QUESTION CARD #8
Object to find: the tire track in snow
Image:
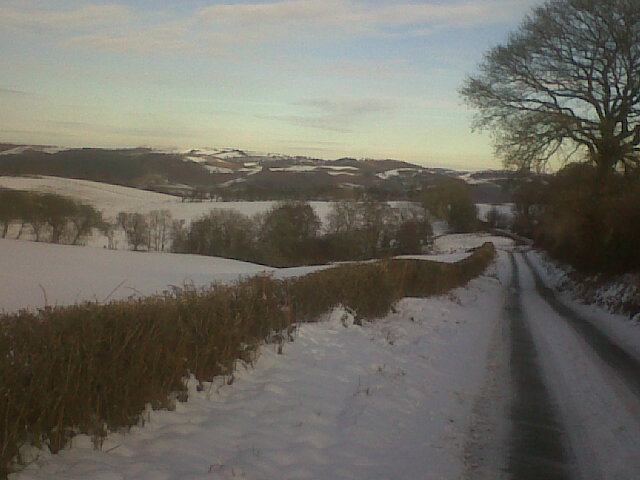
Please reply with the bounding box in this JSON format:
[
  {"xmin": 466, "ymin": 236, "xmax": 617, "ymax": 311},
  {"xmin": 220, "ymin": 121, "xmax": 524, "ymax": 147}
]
[{"xmin": 505, "ymin": 252, "xmax": 574, "ymax": 480}]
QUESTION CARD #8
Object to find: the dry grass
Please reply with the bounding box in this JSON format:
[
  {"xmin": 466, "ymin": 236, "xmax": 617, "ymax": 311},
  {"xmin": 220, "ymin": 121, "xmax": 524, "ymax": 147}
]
[{"xmin": 0, "ymin": 243, "xmax": 494, "ymax": 478}]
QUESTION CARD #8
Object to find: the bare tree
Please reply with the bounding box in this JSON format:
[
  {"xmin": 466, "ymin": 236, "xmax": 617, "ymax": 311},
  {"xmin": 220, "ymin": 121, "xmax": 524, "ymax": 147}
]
[
  {"xmin": 68, "ymin": 203, "xmax": 104, "ymax": 245},
  {"xmin": 327, "ymin": 200, "xmax": 361, "ymax": 235},
  {"xmin": 117, "ymin": 212, "xmax": 149, "ymax": 251},
  {"xmin": 147, "ymin": 210, "xmax": 172, "ymax": 251},
  {"xmin": 461, "ymin": 0, "xmax": 640, "ymax": 177}
]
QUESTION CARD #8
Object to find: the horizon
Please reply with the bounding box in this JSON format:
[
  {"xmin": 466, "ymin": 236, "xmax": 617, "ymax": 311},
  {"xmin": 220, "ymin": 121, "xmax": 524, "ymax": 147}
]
[{"xmin": 0, "ymin": 0, "xmax": 544, "ymax": 171}]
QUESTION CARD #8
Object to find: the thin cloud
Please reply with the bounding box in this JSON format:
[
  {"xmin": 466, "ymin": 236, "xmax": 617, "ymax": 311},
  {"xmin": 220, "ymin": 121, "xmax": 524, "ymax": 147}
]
[
  {"xmin": 294, "ymin": 98, "xmax": 401, "ymax": 117},
  {"xmin": 260, "ymin": 114, "xmax": 353, "ymax": 133},
  {"xmin": 198, "ymin": 0, "xmax": 540, "ymax": 36},
  {"xmin": 263, "ymin": 97, "xmax": 403, "ymax": 132},
  {"xmin": 0, "ymin": 87, "xmax": 31, "ymax": 96},
  {"xmin": 0, "ymin": 87, "xmax": 43, "ymax": 99},
  {"xmin": 63, "ymin": 23, "xmax": 191, "ymax": 55},
  {"xmin": 0, "ymin": 4, "xmax": 132, "ymax": 31},
  {"xmin": 35, "ymin": 0, "xmax": 541, "ymax": 55}
]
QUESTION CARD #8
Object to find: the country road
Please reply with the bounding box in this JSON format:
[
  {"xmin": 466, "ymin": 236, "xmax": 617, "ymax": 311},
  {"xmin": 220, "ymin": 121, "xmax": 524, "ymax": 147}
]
[{"xmin": 503, "ymin": 250, "xmax": 640, "ymax": 479}]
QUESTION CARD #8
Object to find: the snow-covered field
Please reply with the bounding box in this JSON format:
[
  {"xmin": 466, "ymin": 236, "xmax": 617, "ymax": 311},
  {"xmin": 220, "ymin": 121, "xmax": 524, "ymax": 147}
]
[
  {"xmin": 0, "ymin": 233, "xmax": 490, "ymax": 314},
  {"xmin": 0, "ymin": 239, "xmax": 333, "ymax": 314}
]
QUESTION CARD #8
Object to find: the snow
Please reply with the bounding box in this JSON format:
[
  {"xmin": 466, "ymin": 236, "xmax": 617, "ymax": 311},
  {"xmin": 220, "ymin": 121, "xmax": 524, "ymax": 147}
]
[
  {"xmin": 184, "ymin": 157, "xmax": 235, "ymax": 173},
  {"xmin": 0, "ymin": 146, "xmax": 70, "ymax": 155},
  {"xmin": 325, "ymin": 165, "xmax": 358, "ymax": 171},
  {"xmin": 457, "ymin": 172, "xmax": 487, "ymax": 185},
  {"xmin": 266, "ymin": 165, "xmax": 358, "ymax": 175},
  {"xmin": 433, "ymin": 233, "xmax": 514, "ymax": 254},
  {"xmin": 203, "ymin": 165, "xmax": 234, "ymax": 174},
  {"xmin": 4, "ymin": 223, "xmax": 640, "ymax": 478},
  {"xmin": 9, "ymin": 251, "xmax": 507, "ymax": 480},
  {"xmin": 395, "ymin": 253, "xmax": 472, "ymax": 263},
  {"xmin": 375, "ymin": 168, "xmax": 419, "ymax": 180},
  {"xmin": 268, "ymin": 166, "xmax": 318, "ymax": 172},
  {"xmin": 0, "ymin": 239, "xmax": 341, "ymax": 314},
  {"xmin": 183, "ymin": 148, "xmax": 246, "ymax": 159},
  {"xmin": 0, "ymin": 239, "xmax": 271, "ymax": 313},
  {"xmin": 0, "ymin": 232, "xmax": 482, "ymax": 314},
  {"xmin": 238, "ymin": 166, "xmax": 262, "ymax": 175},
  {"xmin": 0, "ymin": 176, "xmax": 179, "ymax": 220},
  {"xmin": 475, "ymin": 203, "xmax": 514, "ymax": 223},
  {"xmin": 0, "ymin": 177, "xmax": 432, "ymax": 251},
  {"xmin": 210, "ymin": 149, "xmax": 247, "ymax": 159},
  {"xmin": 184, "ymin": 156, "xmax": 208, "ymax": 163}
]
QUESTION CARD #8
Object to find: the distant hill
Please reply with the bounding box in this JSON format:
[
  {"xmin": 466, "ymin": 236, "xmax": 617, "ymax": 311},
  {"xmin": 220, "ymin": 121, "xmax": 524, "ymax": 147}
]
[{"xmin": 0, "ymin": 143, "xmax": 518, "ymax": 202}]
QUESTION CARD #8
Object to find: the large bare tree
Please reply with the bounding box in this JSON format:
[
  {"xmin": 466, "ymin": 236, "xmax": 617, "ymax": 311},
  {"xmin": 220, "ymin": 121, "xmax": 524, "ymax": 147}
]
[{"xmin": 461, "ymin": 0, "xmax": 640, "ymax": 176}]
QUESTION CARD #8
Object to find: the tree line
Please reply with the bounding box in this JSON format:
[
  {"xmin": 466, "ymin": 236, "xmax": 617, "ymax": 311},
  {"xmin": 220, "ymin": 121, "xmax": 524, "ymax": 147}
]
[
  {"xmin": 173, "ymin": 199, "xmax": 433, "ymax": 267},
  {"xmin": 1, "ymin": 190, "xmax": 437, "ymax": 267},
  {"xmin": 0, "ymin": 190, "xmax": 176, "ymax": 252},
  {"xmin": 0, "ymin": 190, "xmax": 103, "ymax": 245}
]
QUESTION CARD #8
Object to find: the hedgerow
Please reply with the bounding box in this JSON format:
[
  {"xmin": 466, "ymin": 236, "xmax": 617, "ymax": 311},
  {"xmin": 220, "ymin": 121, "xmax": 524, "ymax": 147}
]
[{"xmin": 0, "ymin": 243, "xmax": 494, "ymax": 478}]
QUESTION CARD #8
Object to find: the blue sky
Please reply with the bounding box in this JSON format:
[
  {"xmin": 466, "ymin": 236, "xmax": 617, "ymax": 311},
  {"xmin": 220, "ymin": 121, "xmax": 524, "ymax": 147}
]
[{"xmin": 0, "ymin": 0, "xmax": 542, "ymax": 169}]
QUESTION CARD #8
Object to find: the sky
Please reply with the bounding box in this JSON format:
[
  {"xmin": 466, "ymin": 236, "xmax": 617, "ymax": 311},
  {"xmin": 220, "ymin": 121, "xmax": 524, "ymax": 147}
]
[{"xmin": 0, "ymin": 0, "xmax": 543, "ymax": 170}]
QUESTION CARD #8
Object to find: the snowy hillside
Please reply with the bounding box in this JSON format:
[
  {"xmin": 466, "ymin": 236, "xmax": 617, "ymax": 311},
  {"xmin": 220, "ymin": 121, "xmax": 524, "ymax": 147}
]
[{"xmin": 0, "ymin": 176, "xmax": 333, "ymax": 224}]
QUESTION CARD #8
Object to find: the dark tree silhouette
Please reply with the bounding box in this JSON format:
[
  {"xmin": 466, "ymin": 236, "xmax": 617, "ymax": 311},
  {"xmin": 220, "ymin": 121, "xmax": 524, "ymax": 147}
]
[{"xmin": 461, "ymin": 0, "xmax": 640, "ymax": 177}]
